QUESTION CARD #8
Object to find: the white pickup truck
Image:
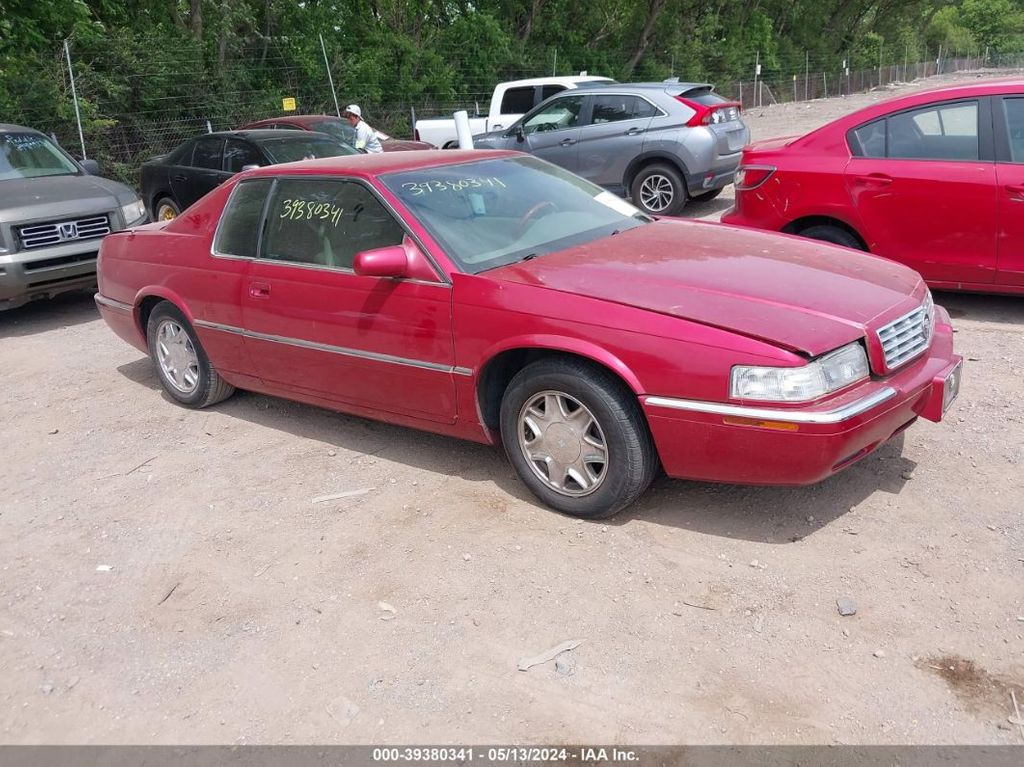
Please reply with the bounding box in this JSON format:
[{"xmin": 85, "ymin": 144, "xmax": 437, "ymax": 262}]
[{"xmin": 414, "ymin": 75, "xmax": 614, "ymax": 148}]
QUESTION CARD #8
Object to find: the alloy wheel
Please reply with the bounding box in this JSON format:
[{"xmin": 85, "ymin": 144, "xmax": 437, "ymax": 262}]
[
  {"xmin": 638, "ymin": 174, "xmax": 675, "ymax": 212},
  {"xmin": 155, "ymin": 319, "xmax": 200, "ymax": 394}
]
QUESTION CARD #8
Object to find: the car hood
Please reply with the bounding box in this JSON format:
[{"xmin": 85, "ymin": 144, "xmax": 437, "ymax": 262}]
[
  {"xmin": 0, "ymin": 174, "xmax": 136, "ymax": 222},
  {"xmin": 489, "ymin": 220, "xmax": 923, "ymax": 356}
]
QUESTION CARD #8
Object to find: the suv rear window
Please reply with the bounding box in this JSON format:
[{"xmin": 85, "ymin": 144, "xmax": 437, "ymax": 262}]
[{"xmin": 681, "ymin": 88, "xmax": 727, "ymax": 106}]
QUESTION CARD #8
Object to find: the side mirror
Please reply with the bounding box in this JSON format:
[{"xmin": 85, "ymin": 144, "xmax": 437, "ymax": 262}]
[
  {"xmin": 353, "ymin": 245, "xmax": 409, "ymax": 278},
  {"xmin": 514, "ymin": 125, "xmax": 525, "ymax": 143},
  {"xmin": 241, "ymin": 163, "xmax": 262, "ymax": 172},
  {"xmin": 80, "ymin": 159, "xmax": 100, "ymax": 175}
]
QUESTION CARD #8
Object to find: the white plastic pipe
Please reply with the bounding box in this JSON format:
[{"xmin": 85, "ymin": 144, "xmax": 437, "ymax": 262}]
[{"xmin": 453, "ymin": 110, "xmax": 474, "ymax": 150}]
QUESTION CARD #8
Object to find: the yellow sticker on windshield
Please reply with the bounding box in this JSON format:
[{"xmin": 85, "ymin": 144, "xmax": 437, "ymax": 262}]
[
  {"xmin": 279, "ymin": 199, "xmax": 344, "ymax": 225},
  {"xmin": 400, "ymin": 177, "xmax": 507, "ymax": 196}
]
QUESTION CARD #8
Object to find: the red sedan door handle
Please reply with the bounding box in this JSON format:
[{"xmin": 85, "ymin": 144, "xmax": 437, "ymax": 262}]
[
  {"xmin": 249, "ymin": 281, "xmax": 271, "ymax": 299},
  {"xmin": 853, "ymin": 173, "xmax": 893, "ymax": 187},
  {"xmin": 1005, "ymin": 183, "xmax": 1024, "ymax": 200}
]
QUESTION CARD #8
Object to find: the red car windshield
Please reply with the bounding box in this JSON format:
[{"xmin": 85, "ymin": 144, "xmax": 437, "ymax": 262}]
[{"xmin": 382, "ymin": 156, "xmax": 649, "ymax": 273}]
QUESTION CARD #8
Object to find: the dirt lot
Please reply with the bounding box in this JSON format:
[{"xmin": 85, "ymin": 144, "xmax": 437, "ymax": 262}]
[{"xmin": 1, "ymin": 71, "xmax": 1023, "ymax": 746}]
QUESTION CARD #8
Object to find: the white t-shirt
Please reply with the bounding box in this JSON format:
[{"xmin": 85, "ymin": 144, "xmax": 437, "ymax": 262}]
[{"xmin": 354, "ymin": 120, "xmax": 383, "ymax": 153}]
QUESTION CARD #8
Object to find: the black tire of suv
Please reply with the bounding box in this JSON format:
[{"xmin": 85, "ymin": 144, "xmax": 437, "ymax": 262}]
[
  {"xmin": 799, "ymin": 224, "xmax": 865, "ymax": 250},
  {"xmin": 631, "ymin": 163, "xmax": 688, "ymax": 216}
]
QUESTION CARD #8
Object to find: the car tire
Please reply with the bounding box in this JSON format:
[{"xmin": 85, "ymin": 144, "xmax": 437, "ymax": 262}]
[
  {"xmin": 146, "ymin": 301, "xmax": 235, "ymax": 408},
  {"xmin": 499, "ymin": 357, "xmax": 659, "ymax": 519},
  {"xmin": 799, "ymin": 224, "xmax": 864, "ymax": 250},
  {"xmin": 155, "ymin": 197, "xmax": 181, "ymax": 222},
  {"xmin": 691, "ymin": 187, "xmax": 723, "ymax": 203},
  {"xmin": 631, "ymin": 163, "xmax": 687, "ymax": 216}
]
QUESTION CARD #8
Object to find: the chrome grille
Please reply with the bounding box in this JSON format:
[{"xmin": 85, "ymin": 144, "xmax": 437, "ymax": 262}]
[
  {"xmin": 877, "ymin": 301, "xmax": 932, "ymax": 370},
  {"xmin": 16, "ymin": 215, "xmax": 111, "ymax": 250}
]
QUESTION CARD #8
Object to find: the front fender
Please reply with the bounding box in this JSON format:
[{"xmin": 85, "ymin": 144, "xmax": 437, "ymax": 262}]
[{"xmin": 477, "ymin": 333, "xmax": 645, "ymax": 394}]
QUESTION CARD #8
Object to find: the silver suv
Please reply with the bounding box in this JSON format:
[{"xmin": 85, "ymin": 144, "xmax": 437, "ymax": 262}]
[
  {"xmin": 0, "ymin": 124, "xmax": 148, "ymax": 311},
  {"xmin": 472, "ymin": 82, "xmax": 749, "ymax": 216}
]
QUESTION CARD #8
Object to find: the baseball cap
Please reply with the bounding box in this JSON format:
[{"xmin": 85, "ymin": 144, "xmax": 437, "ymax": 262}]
[{"xmin": 344, "ymin": 104, "xmax": 362, "ymax": 118}]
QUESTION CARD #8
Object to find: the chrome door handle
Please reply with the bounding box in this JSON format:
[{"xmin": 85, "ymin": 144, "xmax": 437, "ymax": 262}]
[
  {"xmin": 625, "ymin": 127, "xmax": 645, "ymax": 135},
  {"xmin": 559, "ymin": 138, "xmax": 577, "ymax": 146},
  {"xmin": 249, "ymin": 282, "xmax": 271, "ymax": 299}
]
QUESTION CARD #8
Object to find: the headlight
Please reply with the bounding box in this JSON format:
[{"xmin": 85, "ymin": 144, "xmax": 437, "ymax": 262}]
[
  {"xmin": 120, "ymin": 198, "xmax": 147, "ymax": 225},
  {"xmin": 730, "ymin": 342, "xmax": 869, "ymax": 402}
]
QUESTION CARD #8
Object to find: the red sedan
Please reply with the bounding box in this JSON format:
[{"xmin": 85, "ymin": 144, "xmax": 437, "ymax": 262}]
[
  {"xmin": 722, "ymin": 79, "xmax": 1024, "ymax": 294},
  {"xmin": 95, "ymin": 151, "xmax": 961, "ymax": 518},
  {"xmin": 239, "ymin": 115, "xmax": 432, "ymax": 152}
]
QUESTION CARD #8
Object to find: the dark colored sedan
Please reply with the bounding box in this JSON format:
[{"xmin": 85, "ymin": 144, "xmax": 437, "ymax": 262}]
[
  {"xmin": 141, "ymin": 129, "xmax": 357, "ymax": 221},
  {"xmin": 239, "ymin": 115, "xmax": 433, "ymax": 152}
]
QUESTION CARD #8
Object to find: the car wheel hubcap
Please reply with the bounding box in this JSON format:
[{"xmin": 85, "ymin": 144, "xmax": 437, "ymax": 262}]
[
  {"xmin": 517, "ymin": 391, "xmax": 608, "ymax": 497},
  {"xmin": 639, "ymin": 174, "xmax": 675, "ymax": 212},
  {"xmin": 156, "ymin": 319, "xmax": 200, "ymax": 394},
  {"xmin": 158, "ymin": 204, "xmax": 177, "ymax": 221}
]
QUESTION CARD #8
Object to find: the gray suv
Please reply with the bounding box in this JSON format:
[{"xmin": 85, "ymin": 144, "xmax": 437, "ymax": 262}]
[
  {"xmin": 472, "ymin": 83, "xmax": 749, "ymax": 216},
  {"xmin": 0, "ymin": 124, "xmax": 148, "ymax": 311}
]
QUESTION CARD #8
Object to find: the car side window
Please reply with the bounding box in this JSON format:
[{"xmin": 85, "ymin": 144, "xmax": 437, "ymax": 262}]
[
  {"xmin": 851, "ymin": 120, "xmax": 886, "ymax": 158},
  {"xmin": 522, "ymin": 95, "xmax": 585, "ymax": 135},
  {"xmin": 500, "ymin": 87, "xmax": 536, "ymax": 115},
  {"xmin": 887, "ymin": 101, "xmax": 979, "ymax": 161},
  {"xmin": 589, "ymin": 95, "xmax": 655, "ymax": 124},
  {"xmin": 1002, "ymin": 97, "xmax": 1024, "ymax": 162},
  {"xmin": 213, "ymin": 178, "xmax": 272, "ymax": 258},
  {"xmin": 261, "ymin": 179, "xmax": 405, "ymax": 270},
  {"xmin": 193, "ymin": 137, "xmax": 225, "ymax": 170},
  {"xmin": 223, "ymin": 139, "xmax": 263, "ymax": 173}
]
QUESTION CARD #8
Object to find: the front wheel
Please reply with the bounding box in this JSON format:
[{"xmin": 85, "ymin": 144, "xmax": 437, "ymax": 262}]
[
  {"xmin": 155, "ymin": 196, "xmax": 181, "ymax": 222},
  {"xmin": 146, "ymin": 301, "xmax": 235, "ymax": 408},
  {"xmin": 631, "ymin": 163, "xmax": 687, "ymax": 216},
  {"xmin": 499, "ymin": 358, "xmax": 659, "ymax": 518}
]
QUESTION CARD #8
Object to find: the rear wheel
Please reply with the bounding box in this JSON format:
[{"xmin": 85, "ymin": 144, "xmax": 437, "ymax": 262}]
[
  {"xmin": 631, "ymin": 163, "xmax": 687, "ymax": 216},
  {"xmin": 155, "ymin": 197, "xmax": 180, "ymax": 222},
  {"xmin": 798, "ymin": 224, "xmax": 864, "ymax": 250},
  {"xmin": 499, "ymin": 358, "xmax": 658, "ymax": 519},
  {"xmin": 146, "ymin": 302, "xmax": 235, "ymax": 408}
]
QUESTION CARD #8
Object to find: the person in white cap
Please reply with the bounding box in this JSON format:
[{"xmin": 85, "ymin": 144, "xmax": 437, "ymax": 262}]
[{"xmin": 343, "ymin": 104, "xmax": 382, "ymax": 153}]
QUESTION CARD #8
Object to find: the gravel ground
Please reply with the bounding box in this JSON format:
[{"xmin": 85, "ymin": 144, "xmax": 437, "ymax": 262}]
[{"xmin": 1, "ymin": 70, "xmax": 1022, "ymax": 746}]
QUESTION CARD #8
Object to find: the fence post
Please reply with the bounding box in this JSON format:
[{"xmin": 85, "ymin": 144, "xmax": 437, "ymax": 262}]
[
  {"xmin": 63, "ymin": 40, "xmax": 87, "ymax": 160},
  {"xmin": 822, "ymin": 71, "xmax": 827, "ymax": 99},
  {"xmin": 319, "ymin": 33, "xmax": 341, "ymax": 118},
  {"xmin": 754, "ymin": 51, "xmax": 761, "ymax": 109},
  {"xmin": 409, "ymin": 105, "xmax": 416, "ymax": 137},
  {"xmin": 793, "ymin": 74, "xmax": 797, "ymax": 103},
  {"xmin": 804, "ymin": 51, "xmax": 809, "ymax": 101}
]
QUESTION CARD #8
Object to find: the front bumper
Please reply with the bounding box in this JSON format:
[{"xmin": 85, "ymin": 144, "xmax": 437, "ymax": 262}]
[
  {"xmin": 642, "ymin": 311, "xmax": 961, "ymax": 485},
  {"xmin": 0, "ymin": 239, "xmax": 104, "ymax": 311}
]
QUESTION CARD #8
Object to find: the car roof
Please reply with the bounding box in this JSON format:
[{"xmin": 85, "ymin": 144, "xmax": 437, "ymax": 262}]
[
  {"xmin": 500, "ymin": 75, "xmax": 615, "ymax": 88},
  {"xmin": 198, "ymin": 129, "xmax": 339, "ymax": 141},
  {"xmin": 242, "ymin": 149, "xmax": 520, "ymax": 179},
  {"xmin": 0, "ymin": 123, "xmax": 44, "ymax": 134}
]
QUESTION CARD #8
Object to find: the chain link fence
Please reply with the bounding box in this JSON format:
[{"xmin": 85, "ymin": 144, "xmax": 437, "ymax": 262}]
[{"xmin": 8, "ymin": 41, "xmax": 1009, "ymax": 190}]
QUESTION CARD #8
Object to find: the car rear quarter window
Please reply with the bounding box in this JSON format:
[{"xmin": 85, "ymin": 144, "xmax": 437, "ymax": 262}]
[
  {"xmin": 500, "ymin": 86, "xmax": 536, "ymax": 115},
  {"xmin": 262, "ymin": 179, "xmax": 405, "ymax": 270},
  {"xmin": 851, "ymin": 120, "xmax": 886, "ymax": 158},
  {"xmin": 193, "ymin": 137, "xmax": 225, "ymax": 169},
  {"xmin": 214, "ymin": 179, "xmax": 272, "ymax": 258}
]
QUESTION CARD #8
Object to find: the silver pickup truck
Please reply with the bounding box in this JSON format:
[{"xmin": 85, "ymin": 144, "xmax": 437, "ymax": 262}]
[{"xmin": 0, "ymin": 123, "xmax": 148, "ymax": 311}]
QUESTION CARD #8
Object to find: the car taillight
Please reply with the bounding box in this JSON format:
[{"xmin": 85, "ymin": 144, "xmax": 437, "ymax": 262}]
[
  {"xmin": 735, "ymin": 165, "xmax": 776, "ymax": 190},
  {"xmin": 676, "ymin": 97, "xmax": 742, "ymax": 127}
]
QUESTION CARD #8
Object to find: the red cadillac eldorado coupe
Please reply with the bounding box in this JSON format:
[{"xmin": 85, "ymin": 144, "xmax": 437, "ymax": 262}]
[{"xmin": 95, "ymin": 150, "xmax": 962, "ymax": 518}]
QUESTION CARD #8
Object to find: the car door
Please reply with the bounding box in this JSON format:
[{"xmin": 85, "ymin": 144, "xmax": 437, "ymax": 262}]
[
  {"xmin": 240, "ymin": 176, "xmax": 457, "ymax": 423},
  {"xmin": 184, "ymin": 136, "xmax": 230, "ymax": 208},
  {"xmin": 519, "ymin": 94, "xmax": 586, "ymax": 172},
  {"xmin": 845, "ymin": 98, "xmax": 997, "ymax": 284},
  {"xmin": 993, "ymin": 95, "xmax": 1024, "ymax": 287},
  {"xmin": 576, "ymin": 94, "xmax": 658, "ymax": 189}
]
